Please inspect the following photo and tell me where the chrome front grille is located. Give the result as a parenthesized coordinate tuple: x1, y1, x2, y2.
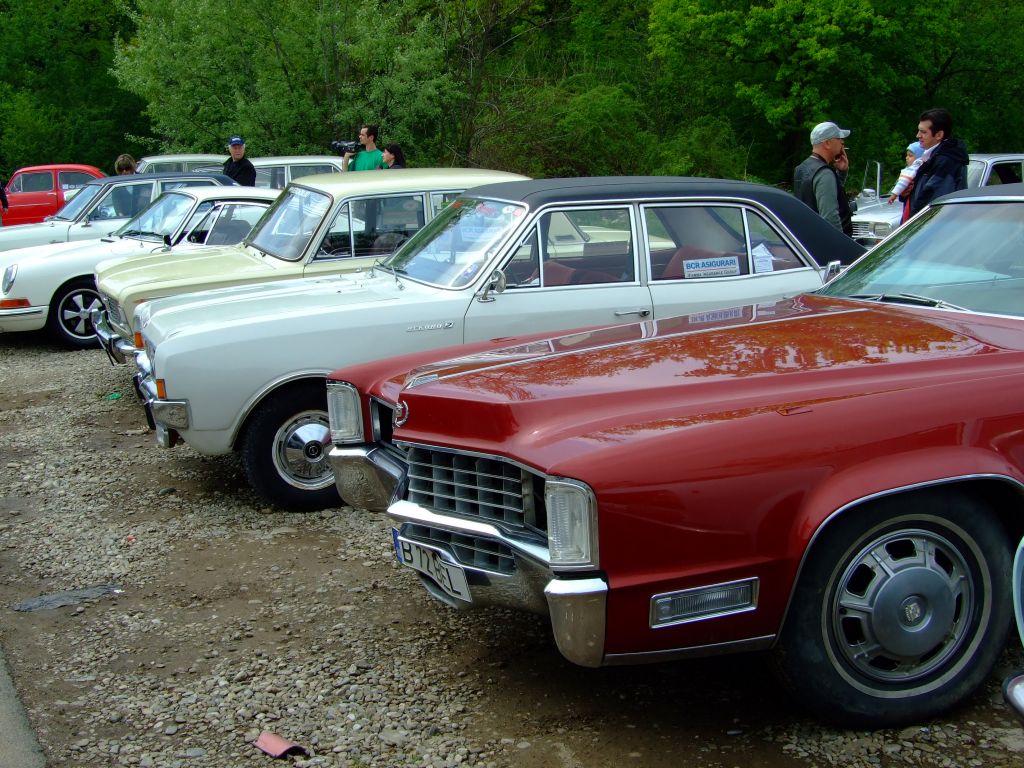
(850, 221, 872, 239)
(401, 443, 545, 533)
(405, 523, 516, 574)
(101, 294, 124, 326)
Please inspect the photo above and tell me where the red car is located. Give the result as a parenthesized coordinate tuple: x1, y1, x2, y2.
(1, 164, 104, 226)
(323, 182, 1024, 727)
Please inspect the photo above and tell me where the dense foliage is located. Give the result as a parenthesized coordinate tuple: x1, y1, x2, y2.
(2, 0, 1022, 188)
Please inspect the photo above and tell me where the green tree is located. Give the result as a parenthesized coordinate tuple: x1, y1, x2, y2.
(0, 0, 149, 176)
(113, 0, 458, 163)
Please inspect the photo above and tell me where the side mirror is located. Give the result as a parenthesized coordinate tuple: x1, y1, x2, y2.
(823, 260, 843, 283)
(477, 269, 507, 303)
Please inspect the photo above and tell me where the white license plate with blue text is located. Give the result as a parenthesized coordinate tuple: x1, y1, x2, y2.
(392, 529, 471, 602)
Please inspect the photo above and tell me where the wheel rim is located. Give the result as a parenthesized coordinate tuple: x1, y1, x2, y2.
(829, 528, 974, 685)
(58, 287, 103, 341)
(271, 409, 334, 491)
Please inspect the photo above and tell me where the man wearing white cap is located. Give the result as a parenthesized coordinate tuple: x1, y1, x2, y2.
(793, 121, 853, 236)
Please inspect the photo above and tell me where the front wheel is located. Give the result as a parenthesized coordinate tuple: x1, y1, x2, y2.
(48, 278, 103, 349)
(777, 491, 1011, 727)
(239, 383, 342, 512)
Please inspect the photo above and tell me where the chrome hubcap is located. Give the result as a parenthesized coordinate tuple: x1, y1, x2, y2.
(831, 529, 972, 683)
(272, 410, 333, 490)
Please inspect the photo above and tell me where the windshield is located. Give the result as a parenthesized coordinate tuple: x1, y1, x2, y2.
(380, 197, 526, 287)
(819, 201, 1024, 317)
(115, 192, 197, 241)
(53, 184, 102, 221)
(247, 185, 331, 260)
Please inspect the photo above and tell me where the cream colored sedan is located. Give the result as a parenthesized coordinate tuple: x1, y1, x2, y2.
(94, 168, 527, 362)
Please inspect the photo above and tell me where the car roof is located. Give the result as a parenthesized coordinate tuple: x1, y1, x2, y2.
(250, 155, 345, 166)
(86, 172, 238, 186)
(968, 153, 1024, 162)
(164, 185, 281, 202)
(291, 167, 530, 196)
(12, 163, 103, 174)
(935, 181, 1024, 203)
(140, 153, 227, 162)
(463, 175, 865, 266)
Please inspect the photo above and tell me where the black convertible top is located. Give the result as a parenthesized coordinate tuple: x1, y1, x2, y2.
(463, 176, 865, 266)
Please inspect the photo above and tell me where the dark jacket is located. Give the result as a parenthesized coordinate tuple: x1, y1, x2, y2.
(908, 138, 969, 217)
(793, 154, 852, 236)
(223, 157, 257, 187)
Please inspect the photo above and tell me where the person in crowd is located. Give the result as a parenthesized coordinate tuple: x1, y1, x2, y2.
(223, 135, 257, 186)
(887, 141, 928, 223)
(906, 108, 968, 220)
(111, 154, 140, 216)
(114, 154, 137, 175)
(381, 144, 406, 169)
(342, 125, 383, 171)
(793, 121, 853, 236)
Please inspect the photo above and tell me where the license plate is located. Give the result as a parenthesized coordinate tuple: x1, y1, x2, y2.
(392, 529, 471, 602)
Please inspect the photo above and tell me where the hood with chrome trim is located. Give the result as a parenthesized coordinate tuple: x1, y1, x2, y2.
(137, 270, 424, 345)
(388, 296, 1024, 462)
(95, 243, 288, 301)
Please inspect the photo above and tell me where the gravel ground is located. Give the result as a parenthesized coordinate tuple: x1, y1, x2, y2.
(2, 332, 1024, 768)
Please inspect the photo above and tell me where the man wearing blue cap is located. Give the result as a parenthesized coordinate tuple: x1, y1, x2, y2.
(793, 121, 853, 236)
(223, 135, 256, 186)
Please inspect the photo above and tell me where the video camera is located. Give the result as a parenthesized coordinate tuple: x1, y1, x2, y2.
(330, 139, 363, 155)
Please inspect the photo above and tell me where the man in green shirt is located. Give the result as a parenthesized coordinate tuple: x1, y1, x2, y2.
(343, 125, 384, 171)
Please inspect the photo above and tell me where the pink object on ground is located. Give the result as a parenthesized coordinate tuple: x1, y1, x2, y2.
(253, 731, 308, 758)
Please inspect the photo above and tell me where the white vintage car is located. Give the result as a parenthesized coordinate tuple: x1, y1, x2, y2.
(0, 186, 278, 347)
(95, 168, 526, 363)
(134, 176, 862, 511)
(851, 153, 1024, 246)
(0, 171, 235, 253)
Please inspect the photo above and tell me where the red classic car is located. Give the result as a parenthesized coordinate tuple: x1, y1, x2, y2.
(2, 163, 104, 226)
(323, 182, 1024, 727)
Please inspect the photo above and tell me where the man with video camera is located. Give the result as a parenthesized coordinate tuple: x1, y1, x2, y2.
(340, 125, 384, 171)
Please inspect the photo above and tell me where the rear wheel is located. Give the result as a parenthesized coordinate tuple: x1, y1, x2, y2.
(239, 382, 341, 512)
(777, 491, 1011, 727)
(48, 279, 103, 349)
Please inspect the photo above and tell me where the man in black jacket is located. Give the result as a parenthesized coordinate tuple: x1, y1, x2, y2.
(907, 108, 968, 219)
(223, 135, 257, 186)
(793, 121, 853, 236)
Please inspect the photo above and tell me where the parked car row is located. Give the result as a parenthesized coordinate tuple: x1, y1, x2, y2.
(5, 161, 1021, 730)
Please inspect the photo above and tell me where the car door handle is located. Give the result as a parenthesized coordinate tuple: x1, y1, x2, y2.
(614, 308, 651, 317)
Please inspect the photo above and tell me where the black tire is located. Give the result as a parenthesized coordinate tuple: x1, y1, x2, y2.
(776, 491, 1011, 727)
(239, 382, 341, 512)
(48, 278, 103, 349)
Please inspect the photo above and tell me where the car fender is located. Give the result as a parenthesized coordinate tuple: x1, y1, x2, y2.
(779, 447, 1024, 633)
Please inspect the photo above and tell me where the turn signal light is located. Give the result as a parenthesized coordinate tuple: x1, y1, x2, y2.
(0, 298, 31, 309)
(134, 331, 144, 349)
(156, 379, 168, 400)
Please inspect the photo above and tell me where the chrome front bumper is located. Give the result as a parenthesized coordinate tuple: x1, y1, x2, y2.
(331, 445, 609, 667)
(134, 351, 189, 448)
(92, 308, 135, 365)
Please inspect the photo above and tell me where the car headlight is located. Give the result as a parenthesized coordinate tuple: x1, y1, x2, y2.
(872, 222, 893, 237)
(2, 264, 16, 294)
(326, 381, 364, 444)
(545, 479, 599, 569)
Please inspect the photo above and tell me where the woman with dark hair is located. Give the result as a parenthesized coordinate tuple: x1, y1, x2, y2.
(381, 144, 406, 169)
